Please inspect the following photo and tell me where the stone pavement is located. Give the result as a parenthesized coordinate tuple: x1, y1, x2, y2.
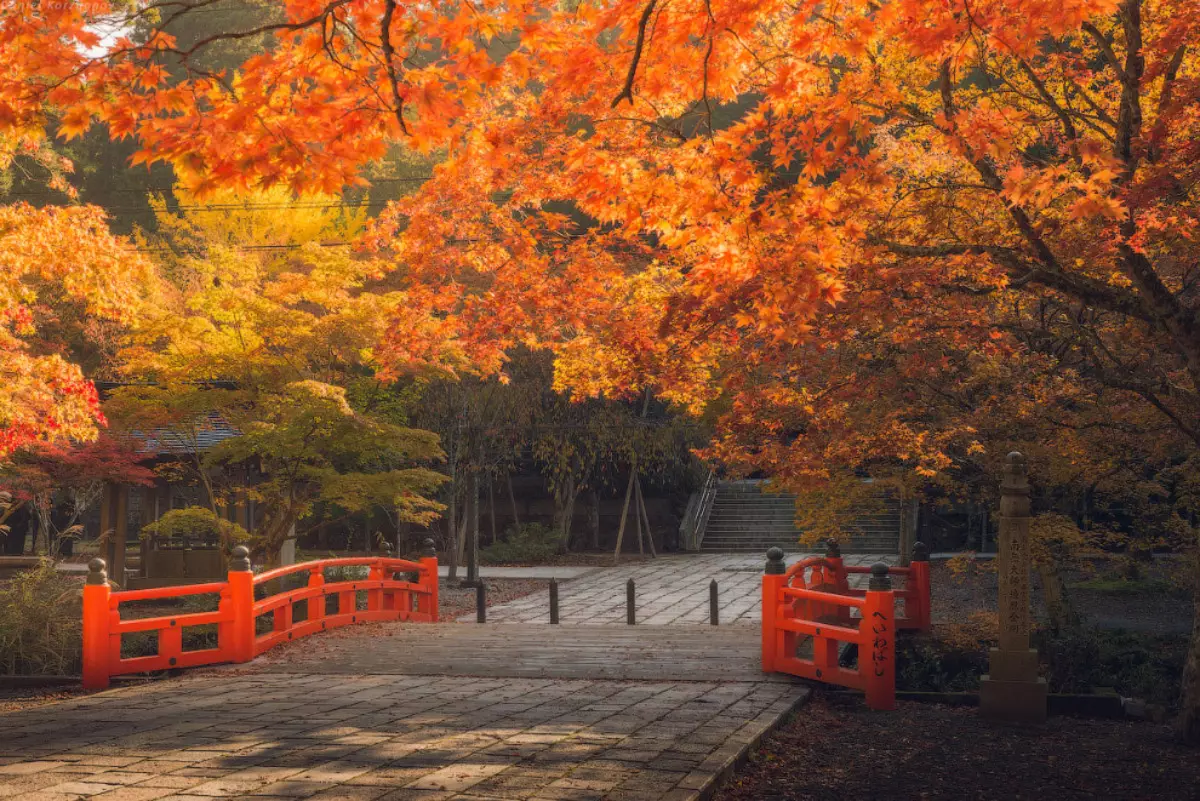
(0, 674, 803, 801)
(437, 567, 596, 581)
(471, 552, 891, 626)
(1, 553, 916, 800)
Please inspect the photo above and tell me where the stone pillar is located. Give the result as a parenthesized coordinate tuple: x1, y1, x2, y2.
(980, 452, 1047, 722)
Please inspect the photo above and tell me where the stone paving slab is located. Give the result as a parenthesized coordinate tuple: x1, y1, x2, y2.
(472, 553, 893, 626)
(437, 567, 598, 581)
(0, 674, 808, 801)
(248, 625, 790, 683)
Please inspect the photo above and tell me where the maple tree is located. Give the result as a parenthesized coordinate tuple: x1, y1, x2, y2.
(0, 198, 154, 457)
(3, 0, 1200, 739)
(0, 433, 154, 555)
(107, 189, 445, 564)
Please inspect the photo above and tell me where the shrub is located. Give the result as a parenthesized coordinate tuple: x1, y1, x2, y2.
(0, 560, 82, 676)
(896, 618, 994, 693)
(140, 506, 249, 547)
(1037, 627, 1187, 708)
(481, 523, 560, 564)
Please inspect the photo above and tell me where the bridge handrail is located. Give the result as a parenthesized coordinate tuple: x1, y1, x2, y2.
(761, 543, 933, 711)
(253, 556, 422, 586)
(82, 545, 439, 690)
(107, 582, 229, 604)
(779, 585, 864, 608)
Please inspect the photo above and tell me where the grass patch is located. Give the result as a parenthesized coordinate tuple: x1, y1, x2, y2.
(0, 561, 82, 676)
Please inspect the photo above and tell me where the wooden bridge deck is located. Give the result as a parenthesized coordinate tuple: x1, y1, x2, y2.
(247, 622, 793, 683)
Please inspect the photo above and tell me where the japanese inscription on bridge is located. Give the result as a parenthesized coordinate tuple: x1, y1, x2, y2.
(980, 452, 1047, 722)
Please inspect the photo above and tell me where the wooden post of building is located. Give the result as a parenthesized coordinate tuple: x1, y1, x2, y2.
(980, 452, 1047, 722)
(139, 486, 154, 578)
(106, 485, 129, 588)
(98, 482, 113, 556)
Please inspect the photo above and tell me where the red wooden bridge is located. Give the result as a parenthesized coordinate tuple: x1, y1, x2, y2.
(81, 545, 439, 689)
(81, 542, 930, 711)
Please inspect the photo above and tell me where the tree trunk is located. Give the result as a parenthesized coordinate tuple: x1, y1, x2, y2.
(456, 496, 469, 565)
(488, 478, 498, 545)
(507, 473, 521, 530)
(588, 489, 600, 551)
(555, 475, 576, 553)
(1177, 535, 1200, 743)
(447, 473, 459, 580)
(466, 471, 480, 585)
(633, 479, 645, 556)
(613, 470, 636, 564)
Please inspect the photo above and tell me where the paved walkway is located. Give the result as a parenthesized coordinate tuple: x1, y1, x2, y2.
(471, 552, 890, 626)
(0, 673, 801, 801)
(438, 566, 596, 581)
(0, 553, 909, 800)
(251, 625, 781, 683)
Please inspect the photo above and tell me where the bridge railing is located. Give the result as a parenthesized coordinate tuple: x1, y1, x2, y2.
(82, 544, 439, 689)
(761, 543, 932, 710)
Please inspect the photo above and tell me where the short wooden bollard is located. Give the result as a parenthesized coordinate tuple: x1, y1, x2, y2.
(626, 578, 635, 625)
(476, 582, 486, 623)
(710, 580, 719, 625)
(549, 579, 559, 624)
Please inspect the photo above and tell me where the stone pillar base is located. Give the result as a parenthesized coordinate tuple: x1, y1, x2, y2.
(980, 675, 1047, 722)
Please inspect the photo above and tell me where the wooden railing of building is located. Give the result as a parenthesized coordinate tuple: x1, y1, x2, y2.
(82, 543, 439, 689)
(761, 543, 931, 710)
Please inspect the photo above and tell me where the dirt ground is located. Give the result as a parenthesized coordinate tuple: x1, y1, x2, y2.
(715, 692, 1200, 801)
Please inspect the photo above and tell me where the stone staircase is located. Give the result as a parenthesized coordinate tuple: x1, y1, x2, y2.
(698, 480, 901, 553)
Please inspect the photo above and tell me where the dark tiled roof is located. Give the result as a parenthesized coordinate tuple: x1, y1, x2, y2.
(133, 412, 241, 456)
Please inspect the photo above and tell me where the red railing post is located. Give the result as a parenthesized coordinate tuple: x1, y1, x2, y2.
(762, 547, 786, 673)
(909, 542, 931, 631)
(367, 558, 383, 613)
(227, 546, 255, 663)
(823, 540, 851, 626)
(308, 564, 326, 624)
(419, 539, 439, 622)
(82, 559, 112, 690)
(862, 563, 896, 711)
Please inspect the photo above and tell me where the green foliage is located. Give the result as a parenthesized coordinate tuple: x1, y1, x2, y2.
(139, 506, 249, 545)
(895, 621, 993, 693)
(1037, 628, 1188, 709)
(0, 561, 82, 676)
(481, 523, 561, 565)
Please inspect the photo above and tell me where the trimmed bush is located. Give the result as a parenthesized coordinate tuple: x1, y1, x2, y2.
(480, 523, 560, 564)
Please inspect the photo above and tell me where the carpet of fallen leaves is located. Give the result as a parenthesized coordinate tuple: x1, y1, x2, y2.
(432, 577, 551, 620)
(714, 693, 1200, 801)
(0, 685, 95, 713)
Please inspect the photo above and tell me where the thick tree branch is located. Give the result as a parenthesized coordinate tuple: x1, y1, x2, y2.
(380, 0, 410, 135)
(611, 0, 658, 108)
(877, 239, 1157, 325)
(1081, 21, 1129, 84)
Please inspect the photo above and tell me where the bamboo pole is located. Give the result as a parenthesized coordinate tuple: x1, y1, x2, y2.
(612, 470, 636, 564)
(636, 479, 657, 558)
